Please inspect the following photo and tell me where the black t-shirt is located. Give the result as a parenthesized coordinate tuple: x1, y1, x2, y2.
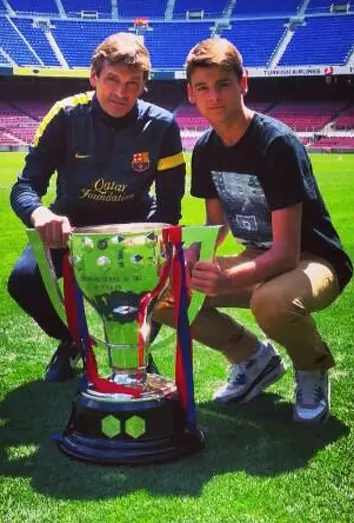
(191, 112, 352, 291)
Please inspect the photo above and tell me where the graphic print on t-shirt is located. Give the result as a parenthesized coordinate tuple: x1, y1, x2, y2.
(212, 171, 272, 249)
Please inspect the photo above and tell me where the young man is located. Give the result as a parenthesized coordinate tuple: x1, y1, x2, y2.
(154, 38, 352, 423)
(8, 32, 185, 382)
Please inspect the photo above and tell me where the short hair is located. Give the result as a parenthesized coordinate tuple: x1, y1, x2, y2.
(91, 32, 151, 80)
(185, 38, 244, 83)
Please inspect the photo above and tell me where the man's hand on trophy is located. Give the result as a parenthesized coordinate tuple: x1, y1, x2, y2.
(183, 244, 200, 291)
(190, 260, 229, 297)
(183, 243, 200, 271)
(30, 206, 72, 248)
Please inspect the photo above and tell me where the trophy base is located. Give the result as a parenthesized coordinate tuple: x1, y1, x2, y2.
(57, 384, 204, 465)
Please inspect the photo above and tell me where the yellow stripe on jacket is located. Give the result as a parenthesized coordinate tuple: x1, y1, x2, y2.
(157, 151, 185, 171)
(33, 91, 94, 147)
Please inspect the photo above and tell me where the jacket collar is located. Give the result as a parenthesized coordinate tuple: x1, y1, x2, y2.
(92, 94, 139, 128)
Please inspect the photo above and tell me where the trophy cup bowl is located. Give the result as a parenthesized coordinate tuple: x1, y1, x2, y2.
(27, 223, 220, 465)
(70, 223, 169, 387)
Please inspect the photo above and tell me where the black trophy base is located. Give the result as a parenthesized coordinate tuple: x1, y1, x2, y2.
(57, 390, 204, 465)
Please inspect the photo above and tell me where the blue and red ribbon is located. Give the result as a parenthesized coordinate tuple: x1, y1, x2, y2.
(168, 226, 198, 434)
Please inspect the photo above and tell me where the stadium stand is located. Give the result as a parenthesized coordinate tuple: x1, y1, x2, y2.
(13, 18, 61, 67)
(7, 0, 59, 14)
(61, 0, 112, 16)
(0, 1, 353, 151)
(306, 0, 345, 14)
(0, 101, 38, 144)
(144, 22, 212, 70)
(2, 80, 352, 150)
(333, 104, 354, 129)
(142, 81, 182, 112)
(27, 17, 289, 70)
(0, 17, 41, 66)
(248, 102, 275, 113)
(52, 20, 129, 67)
(232, 0, 300, 16)
(175, 104, 209, 131)
(312, 136, 354, 148)
(9, 99, 54, 122)
(0, 131, 22, 145)
(0, 55, 11, 66)
(268, 101, 348, 131)
(181, 136, 200, 150)
(221, 19, 288, 67)
(118, 0, 167, 18)
(0, 9, 353, 70)
(174, 0, 227, 17)
(279, 15, 354, 66)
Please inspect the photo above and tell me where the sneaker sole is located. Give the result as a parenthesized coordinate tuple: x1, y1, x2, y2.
(214, 355, 286, 404)
(293, 373, 331, 424)
(293, 408, 330, 424)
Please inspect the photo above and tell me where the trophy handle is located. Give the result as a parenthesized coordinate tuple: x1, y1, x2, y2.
(181, 225, 221, 325)
(26, 229, 68, 326)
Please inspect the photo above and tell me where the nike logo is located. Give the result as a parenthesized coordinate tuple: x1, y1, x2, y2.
(75, 153, 91, 159)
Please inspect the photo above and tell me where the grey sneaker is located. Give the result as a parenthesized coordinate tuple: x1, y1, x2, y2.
(213, 341, 286, 404)
(293, 370, 330, 423)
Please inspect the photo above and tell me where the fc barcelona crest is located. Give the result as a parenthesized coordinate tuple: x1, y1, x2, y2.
(131, 151, 150, 173)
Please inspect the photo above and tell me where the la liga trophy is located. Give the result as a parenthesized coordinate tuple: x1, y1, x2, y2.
(27, 223, 219, 465)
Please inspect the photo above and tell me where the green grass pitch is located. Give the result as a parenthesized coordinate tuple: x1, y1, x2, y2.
(0, 151, 353, 523)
